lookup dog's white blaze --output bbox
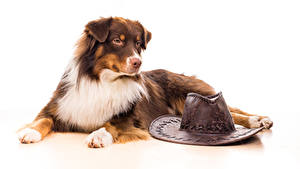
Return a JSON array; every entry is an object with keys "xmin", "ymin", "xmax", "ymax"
[
  {"xmin": 57, "ymin": 60, "xmax": 148, "ymax": 132},
  {"xmin": 126, "ymin": 52, "xmax": 142, "ymax": 71}
]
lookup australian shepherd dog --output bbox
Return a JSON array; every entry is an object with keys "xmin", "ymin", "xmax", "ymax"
[{"xmin": 18, "ymin": 17, "xmax": 273, "ymax": 148}]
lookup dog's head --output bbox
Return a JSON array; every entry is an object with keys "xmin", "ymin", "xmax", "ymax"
[{"xmin": 75, "ymin": 17, "xmax": 151, "ymax": 80}]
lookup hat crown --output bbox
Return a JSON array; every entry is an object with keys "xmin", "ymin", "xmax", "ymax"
[{"xmin": 180, "ymin": 92, "xmax": 236, "ymax": 135}]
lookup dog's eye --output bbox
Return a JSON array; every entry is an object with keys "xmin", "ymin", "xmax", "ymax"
[
  {"xmin": 112, "ymin": 38, "xmax": 123, "ymax": 46},
  {"xmin": 136, "ymin": 41, "xmax": 142, "ymax": 48}
]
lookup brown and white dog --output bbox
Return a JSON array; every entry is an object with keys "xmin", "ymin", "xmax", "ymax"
[{"xmin": 17, "ymin": 17, "xmax": 273, "ymax": 148}]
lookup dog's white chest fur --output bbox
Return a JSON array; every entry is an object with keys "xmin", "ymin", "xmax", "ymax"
[{"xmin": 56, "ymin": 63, "xmax": 147, "ymax": 132}]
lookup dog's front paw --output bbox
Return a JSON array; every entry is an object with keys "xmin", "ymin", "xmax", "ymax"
[
  {"xmin": 260, "ymin": 118, "xmax": 273, "ymax": 129},
  {"xmin": 85, "ymin": 128, "xmax": 113, "ymax": 148},
  {"xmin": 17, "ymin": 128, "xmax": 42, "ymax": 144}
]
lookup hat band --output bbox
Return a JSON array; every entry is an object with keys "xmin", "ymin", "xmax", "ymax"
[{"xmin": 180, "ymin": 122, "xmax": 236, "ymax": 135}]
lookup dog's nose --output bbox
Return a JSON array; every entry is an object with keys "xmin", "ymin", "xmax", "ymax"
[{"xmin": 130, "ymin": 58, "xmax": 142, "ymax": 69}]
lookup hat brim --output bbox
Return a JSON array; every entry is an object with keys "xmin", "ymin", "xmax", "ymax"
[{"xmin": 149, "ymin": 115, "xmax": 264, "ymax": 146}]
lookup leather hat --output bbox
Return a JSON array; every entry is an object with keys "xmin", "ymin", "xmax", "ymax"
[{"xmin": 149, "ymin": 92, "xmax": 264, "ymax": 145}]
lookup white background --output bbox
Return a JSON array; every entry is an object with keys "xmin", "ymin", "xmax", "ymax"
[{"xmin": 0, "ymin": 0, "xmax": 299, "ymax": 123}]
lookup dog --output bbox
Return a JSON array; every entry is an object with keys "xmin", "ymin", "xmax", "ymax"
[{"xmin": 17, "ymin": 17, "xmax": 273, "ymax": 148}]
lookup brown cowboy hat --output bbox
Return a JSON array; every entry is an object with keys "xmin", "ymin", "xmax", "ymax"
[{"xmin": 149, "ymin": 92, "xmax": 264, "ymax": 145}]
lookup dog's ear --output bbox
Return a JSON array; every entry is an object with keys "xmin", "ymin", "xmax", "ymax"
[
  {"xmin": 85, "ymin": 17, "xmax": 113, "ymax": 43},
  {"xmin": 142, "ymin": 28, "xmax": 152, "ymax": 49},
  {"xmin": 136, "ymin": 22, "xmax": 152, "ymax": 49}
]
